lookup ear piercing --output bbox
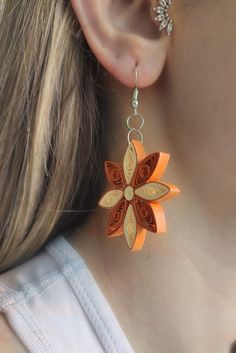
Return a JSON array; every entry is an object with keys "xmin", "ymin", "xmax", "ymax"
[{"xmin": 153, "ymin": 0, "xmax": 173, "ymax": 36}]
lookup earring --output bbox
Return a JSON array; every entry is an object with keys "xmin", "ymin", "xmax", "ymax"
[
  {"xmin": 153, "ymin": 0, "xmax": 173, "ymax": 36},
  {"xmin": 98, "ymin": 66, "xmax": 180, "ymax": 251}
]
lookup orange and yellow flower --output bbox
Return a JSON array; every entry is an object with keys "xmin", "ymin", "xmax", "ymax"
[{"xmin": 98, "ymin": 139, "xmax": 180, "ymax": 251}]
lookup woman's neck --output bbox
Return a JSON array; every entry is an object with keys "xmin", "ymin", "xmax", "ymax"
[{"xmin": 65, "ymin": 79, "xmax": 236, "ymax": 353}]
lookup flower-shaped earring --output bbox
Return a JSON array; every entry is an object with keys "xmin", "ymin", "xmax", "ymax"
[
  {"xmin": 98, "ymin": 67, "xmax": 180, "ymax": 251},
  {"xmin": 153, "ymin": 0, "xmax": 173, "ymax": 36},
  {"xmin": 98, "ymin": 139, "xmax": 180, "ymax": 251}
]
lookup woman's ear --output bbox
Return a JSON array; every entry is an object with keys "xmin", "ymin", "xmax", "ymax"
[{"xmin": 71, "ymin": 0, "xmax": 170, "ymax": 88}]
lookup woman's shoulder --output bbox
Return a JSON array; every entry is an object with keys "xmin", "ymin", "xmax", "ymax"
[
  {"xmin": 0, "ymin": 312, "xmax": 28, "ymax": 353},
  {"xmin": 0, "ymin": 246, "xmax": 61, "ymax": 310},
  {"xmin": 0, "ymin": 234, "xmax": 135, "ymax": 353},
  {"xmin": 0, "ymin": 234, "xmax": 85, "ymax": 316},
  {"xmin": 0, "ymin": 238, "xmax": 73, "ymax": 353}
]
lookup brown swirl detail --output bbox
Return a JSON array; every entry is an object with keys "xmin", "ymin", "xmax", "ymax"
[
  {"xmin": 133, "ymin": 197, "xmax": 157, "ymax": 233},
  {"xmin": 131, "ymin": 153, "xmax": 159, "ymax": 187},
  {"xmin": 108, "ymin": 198, "xmax": 128, "ymax": 235},
  {"xmin": 105, "ymin": 161, "xmax": 125, "ymax": 188}
]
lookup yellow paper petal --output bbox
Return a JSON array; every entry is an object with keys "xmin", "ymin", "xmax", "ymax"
[
  {"xmin": 135, "ymin": 182, "xmax": 169, "ymax": 201},
  {"xmin": 124, "ymin": 204, "xmax": 137, "ymax": 249},
  {"xmin": 123, "ymin": 141, "xmax": 137, "ymax": 184},
  {"xmin": 98, "ymin": 190, "xmax": 123, "ymax": 209}
]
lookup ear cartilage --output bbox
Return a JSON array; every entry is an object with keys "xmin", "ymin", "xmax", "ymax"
[{"xmin": 153, "ymin": 0, "xmax": 173, "ymax": 36}]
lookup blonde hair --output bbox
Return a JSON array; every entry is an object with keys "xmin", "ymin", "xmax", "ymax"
[{"xmin": 0, "ymin": 0, "xmax": 105, "ymax": 272}]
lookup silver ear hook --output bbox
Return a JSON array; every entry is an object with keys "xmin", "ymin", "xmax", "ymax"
[
  {"xmin": 134, "ymin": 65, "xmax": 138, "ymax": 89},
  {"xmin": 131, "ymin": 66, "xmax": 139, "ymax": 114},
  {"xmin": 127, "ymin": 65, "xmax": 144, "ymax": 144}
]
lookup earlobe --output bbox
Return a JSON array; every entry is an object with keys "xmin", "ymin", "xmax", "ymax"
[{"xmin": 71, "ymin": 0, "xmax": 170, "ymax": 88}]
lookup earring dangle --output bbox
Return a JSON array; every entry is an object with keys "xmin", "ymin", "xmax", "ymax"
[{"xmin": 98, "ymin": 67, "xmax": 180, "ymax": 251}]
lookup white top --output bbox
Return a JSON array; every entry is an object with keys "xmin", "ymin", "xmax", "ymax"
[{"xmin": 0, "ymin": 234, "xmax": 135, "ymax": 353}]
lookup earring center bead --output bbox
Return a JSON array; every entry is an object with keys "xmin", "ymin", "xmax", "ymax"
[{"xmin": 124, "ymin": 186, "xmax": 134, "ymax": 201}]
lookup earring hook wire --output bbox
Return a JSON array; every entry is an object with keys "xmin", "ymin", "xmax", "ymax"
[
  {"xmin": 126, "ymin": 64, "xmax": 144, "ymax": 144},
  {"xmin": 134, "ymin": 65, "xmax": 138, "ymax": 89}
]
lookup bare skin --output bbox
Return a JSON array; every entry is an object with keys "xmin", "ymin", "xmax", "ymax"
[
  {"xmin": 66, "ymin": 1, "xmax": 236, "ymax": 352},
  {"xmin": 2, "ymin": 1, "xmax": 236, "ymax": 352}
]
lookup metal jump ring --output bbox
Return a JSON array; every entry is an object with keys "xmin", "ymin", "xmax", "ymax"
[
  {"xmin": 127, "ymin": 128, "xmax": 143, "ymax": 144},
  {"xmin": 127, "ymin": 113, "xmax": 144, "ymax": 130}
]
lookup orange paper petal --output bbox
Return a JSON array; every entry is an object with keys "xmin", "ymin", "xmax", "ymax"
[
  {"xmin": 107, "ymin": 198, "xmax": 127, "ymax": 236},
  {"xmin": 149, "ymin": 202, "xmax": 166, "ymax": 233},
  {"xmin": 154, "ymin": 181, "xmax": 180, "ymax": 202},
  {"xmin": 105, "ymin": 161, "xmax": 125, "ymax": 188},
  {"xmin": 133, "ymin": 197, "xmax": 157, "ymax": 233},
  {"xmin": 147, "ymin": 152, "xmax": 170, "ymax": 182},
  {"xmin": 131, "ymin": 152, "xmax": 160, "ymax": 188}
]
